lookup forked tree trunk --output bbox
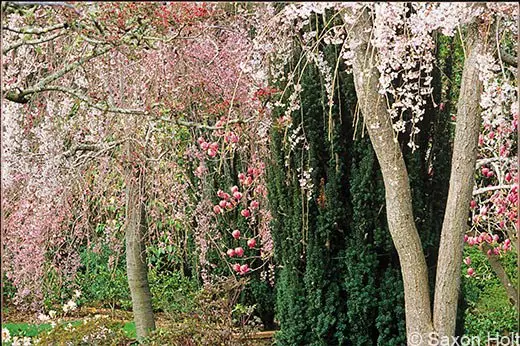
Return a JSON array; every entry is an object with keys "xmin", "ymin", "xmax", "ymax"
[
  {"xmin": 349, "ymin": 9, "xmax": 434, "ymax": 343},
  {"xmin": 348, "ymin": 5, "xmax": 492, "ymax": 345},
  {"xmin": 433, "ymin": 18, "xmax": 492, "ymax": 338},
  {"xmin": 124, "ymin": 141, "xmax": 156, "ymax": 341}
]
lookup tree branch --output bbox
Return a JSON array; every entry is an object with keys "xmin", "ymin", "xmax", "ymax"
[
  {"xmin": 3, "ymin": 30, "xmax": 66, "ymax": 54},
  {"xmin": 2, "ymin": 22, "xmax": 67, "ymax": 35},
  {"xmin": 476, "ymin": 157, "xmax": 515, "ymax": 169},
  {"xmin": 5, "ymin": 2, "xmax": 77, "ymax": 9},
  {"xmin": 4, "ymin": 44, "xmax": 115, "ymax": 103},
  {"xmin": 63, "ymin": 139, "xmax": 126, "ymax": 158},
  {"xmin": 473, "ymin": 184, "xmax": 514, "ymax": 196}
]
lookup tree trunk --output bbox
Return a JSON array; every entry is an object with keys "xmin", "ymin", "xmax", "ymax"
[
  {"xmin": 481, "ymin": 244, "xmax": 519, "ymax": 310},
  {"xmin": 349, "ymin": 9, "xmax": 434, "ymax": 344},
  {"xmin": 433, "ymin": 17, "xmax": 492, "ymax": 338},
  {"xmin": 124, "ymin": 141, "xmax": 156, "ymax": 342}
]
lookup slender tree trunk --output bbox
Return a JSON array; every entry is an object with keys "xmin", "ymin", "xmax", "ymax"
[
  {"xmin": 433, "ymin": 17, "xmax": 492, "ymax": 338},
  {"xmin": 124, "ymin": 141, "xmax": 156, "ymax": 342},
  {"xmin": 349, "ymin": 9, "xmax": 433, "ymax": 344},
  {"xmin": 481, "ymin": 245, "xmax": 519, "ymax": 310}
]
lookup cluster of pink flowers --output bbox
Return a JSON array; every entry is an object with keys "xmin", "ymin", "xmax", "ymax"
[
  {"xmin": 463, "ymin": 234, "xmax": 513, "ymax": 278},
  {"xmin": 225, "ymin": 230, "xmax": 259, "ymax": 275},
  {"xmin": 464, "ymin": 232, "xmax": 513, "ymax": 256},
  {"xmin": 223, "ymin": 131, "xmax": 239, "ymax": 144},
  {"xmin": 197, "ymin": 137, "xmax": 219, "ymax": 158}
]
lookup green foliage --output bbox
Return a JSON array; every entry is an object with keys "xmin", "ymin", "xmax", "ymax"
[
  {"xmin": 349, "ymin": 135, "xmax": 407, "ymax": 346},
  {"xmin": 2, "ymin": 322, "xmax": 54, "ymax": 339},
  {"xmin": 461, "ymin": 246, "xmax": 518, "ymax": 339},
  {"xmin": 1, "ymin": 272, "xmax": 16, "ymax": 306},
  {"xmin": 75, "ymin": 245, "xmax": 132, "ymax": 311},
  {"xmin": 148, "ymin": 269, "xmax": 198, "ymax": 316},
  {"xmin": 240, "ymin": 279, "xmax": 276, "ymax": 330},
  {"xmin": 375, "ymin": 269, "xmax": 406, "ymax": 346}
]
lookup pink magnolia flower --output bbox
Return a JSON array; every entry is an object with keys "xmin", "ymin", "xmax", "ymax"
[
  {"xmin": 232, "ymin": 230, "xmax": 240, "ymax": 239},
  {"xmin": 250, "ymin": 200, "xmax": 260, "ymax": 209},
  {"xmin": 239, "ymin": 264, "xmax": 250, "ymax": 275},
  {"xmin": 467, "ymin": 268, "xmax": 475, "ymax": 277},
  {"xmin": 247, "ymin": 238, "xmax": 256, "ymax": 249},
  {"xmin": 234, "ymin": 247, "xmax": 244, "ymax": 257},
  {"xmin": 241, "ymin": 209, "xmax": 251, "ymax": 218},
  {"xmin": 207, "ymin": 148, "xmax": 217, "ymax": 157},
  {"xmin": 227, "ymin": 249, "xmax": 236, "ymax": 257}
]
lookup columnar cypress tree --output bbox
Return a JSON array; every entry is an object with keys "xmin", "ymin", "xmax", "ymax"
[{"xmin": 268, "ymin": 127, "xmax": 309, "ymax": 343}]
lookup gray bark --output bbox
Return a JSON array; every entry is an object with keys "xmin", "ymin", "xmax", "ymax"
[
  {"xmin": 348, "ymin": 5, "xmax": 494, "ymax": 345},
  {"xmin": 124, "ymin": 141, "xmax": 156, "ymax": 342},
  {"xmin": 349, "ymin": 9, "xmax": 434, "ymax": 344},
  {"xmin": 433, "ymin": 18, "xmax": 492, "ymax": 338}
]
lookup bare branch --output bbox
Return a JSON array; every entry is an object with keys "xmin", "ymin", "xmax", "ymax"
[
  {"xmin": 2, "ymin": 22, "xmax": 67, "ymax": 35},
  {"xmin": 6, "ymin": 2, "xmax": 77, "ymax": 9},
  {"xmin": 3, "ymin": 30, "xmax": 66, "ymax": 54},
  {"xmin": 473, "ymin": 184, "xmax": 513, "ymax": 196},
  {"xmin": 475, "ymin": 157, "xmax": 515, "ymax": 169},
  {"xmin": 63, "ymin": 139, "xmax": 126, "ymax": 158}
]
